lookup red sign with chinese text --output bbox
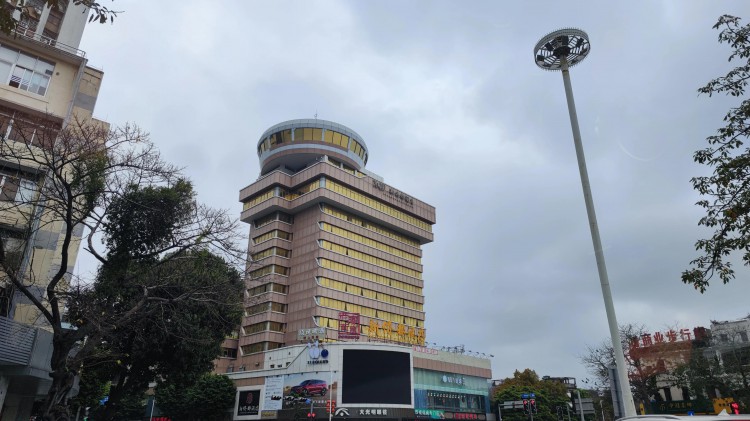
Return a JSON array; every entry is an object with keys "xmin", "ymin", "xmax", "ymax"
[{"xmin": 338, "ymin": 312, "xmax": 360, "ymax": 340}]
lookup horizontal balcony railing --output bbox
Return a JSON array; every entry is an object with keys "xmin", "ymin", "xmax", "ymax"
[{"xmin": 12, "ymin": 26, "xmax": 86, "ymax": 58}]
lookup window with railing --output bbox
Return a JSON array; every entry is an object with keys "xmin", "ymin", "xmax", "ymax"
[
  {"xmin": 319, "ymin": 240, "xmax": 422, "ymax": 279},
  {"xmin": 248, "ymin": 264, "xmax": 289, "ymax": 279},
  {"xmin": 251, "ymin": 246, "xmax": 291, "ymax": 261},
  {"xmin": 0, "ymin": 228, "xmax": 26, "ymax": 273},
  {"xmin": 321, "ymin": 204, "xmax": 420, "ymax": 247},
  {"xmin": 242, "ymin": 189, "xmax": 274, "ymax": 211},
  {"xmin": 318, "ymin": 258, "xmax": 422, "ymax": 295},
  {"xmin": 252, "ymin": 229, "xmax": 292, "ymax": 244},
  {"xmin": 248, "ymin": 283, "xmax": 288, "ymax": 296},
  {"xmin": 318, "ymin": 277, "xmax": 423, "ymax": 311},
  {"xmin": 254, "ymin": 211, "xmax": 293, "ymax": 228},
  {"xmin": 240, "ymin": 341, "xmax": 284, "ymax": 355},
  {"xmin": 245, "ymin": 301, "xmax": 287, "ymax": 316},
  {"xmin": 320, "ymin": 222, "xmax": 420, "ymax": 263},
  {"xmin": 324, "ymin": 181, "xmax": 432, "ymax": 232},
  {"xmin": 0, "ymin": 106, "xmax": 61, "ymax": 147},
  {"xmin": 278, "ymin": 179, "xmax": 321, "ymax": 200},
  {"xmin": 220, "ymin": 347, "xmax": 237, "ymax": 358},
  {"xmin": 317, "ymin": 296, "xmax": 423, "ymax": 327},
  {"xmin": 0, "ymin": 168, "xmax": 38, "ymax": 203},
  {"xmin": 243, "ymin": 321, "xmax": 286, "ymax": 335}
]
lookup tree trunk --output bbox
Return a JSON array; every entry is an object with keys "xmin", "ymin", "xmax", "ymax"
[
  {"xmin": 41, "ymin": 335, "xmax": 77, "ymax": 421},
  {"xmin": 98, "ymin": 370, "xmax": 130, "ymax": 421}
]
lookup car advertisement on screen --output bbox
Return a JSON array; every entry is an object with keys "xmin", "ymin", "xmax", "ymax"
[{"xmin": 282, "ymin": 371, "xmax": 338, "ymax": 409}]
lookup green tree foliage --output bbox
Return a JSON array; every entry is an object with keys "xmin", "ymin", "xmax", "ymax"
[
  {"xmin": 492, "ymin": 369, "xmax": 570, "ymax": 421},
  {"xmin": 670, "ymin": 350, "xmax": 727, "ymax": 403},
  {"xmin": 84, "ymin": 248, "xmax": 243, "ymax": 421},
  {"xmin": 683, "ymin": 15, "xmax": 750, "ymax": 292},
  {"xmin": 102, "ymin": 180, "xmax": 195, "ymax": 258},
  {"xmin": 156, "ymin": 374, "xmax": 237, "ymax": 421},
  {"xmin": 0, "ymin": 1, "xmax": 118, "ymax": 35}
]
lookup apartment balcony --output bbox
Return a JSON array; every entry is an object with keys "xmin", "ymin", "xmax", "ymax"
[{"xmin": 12, "ymin": 25, "xmax": 85, "ymax": 58}]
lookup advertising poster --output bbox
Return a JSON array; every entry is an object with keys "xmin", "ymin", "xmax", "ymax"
[
  {"xmin": 282, "ymin": 371, "xmax": 339, "ymax": 409},
  {"xmin": 263, "ymin": 375, "xmax": 285, "ymax": 411},
  {"xmin": 237, "ymin": 390, "xmax": 261, "ymax": 416}
]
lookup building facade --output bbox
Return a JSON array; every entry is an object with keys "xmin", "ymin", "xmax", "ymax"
[
  {"xmin": 0, "ymin": 1, "xmax": 106, "ymax": 419},
  {"xmin": 217, "ymin": 119, "xmax": 492, "ymax": 420},
  {"xmin": 226, "ymin": 342, "xmax": 493, "ymax": 421}
]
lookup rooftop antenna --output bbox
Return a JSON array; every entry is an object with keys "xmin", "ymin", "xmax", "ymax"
[{"xmin": 314, "ymin": 110, "xmax": 318, "ymax": 120}]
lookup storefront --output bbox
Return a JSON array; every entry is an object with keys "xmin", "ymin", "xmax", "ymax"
[
  {"xmin": 413, "ymin": 369, "xmax": 490, "ymax": 420},
  {"xmin": 228, "ymin": 342, "xmax": 493, "ymax": 421}
]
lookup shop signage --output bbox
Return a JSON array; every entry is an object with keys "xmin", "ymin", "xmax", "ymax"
[
  {"xmin": 237, "ymin": 390, "xmax": 260, "ymax": 416},
  {"xmin": 260, "ymin": 411, "xmax": 277, "ymax": 419},
  {"xmin": 357, "ymin": 408, "xmax": 390, "ymax": 416},
  {"xmin": 442, "ymin": 375, "xmax": 465, "ymax": 385},
  {"xmin": 416, "ymin": 409, "xmax": 444, "ymax": 419},
  {"xmin": 334, "ymin": 408, "xmax": 350, "ymax": 417},
  {"xmin": 652, "ymin": 399, "xmax": 712, "ymax": 414},
  {"xmin": 444, "ymin": 413, "xmax": 485, "ymax": 420},
  {"xmin": 372, "ymin": 179, "xmax": 414, "ymax": 206},
  {"xmin": 413, "ymin": 346, "xmax": 438, "ymax": 355},
  {"xmin": 298, "ymin": 327, "xmax": 326, "ymax": 341},
  {"xmin": 334, "ymin": 408, "xmax": 415, "ymax": 418},
  {"xmin": 338, "ymin": 312, "xmax": 360, "ymax": 340},
  {"xmin": 307, "ymin": 340, "xmax": 329, "ymax": 365},
  {"xmin": 367, "ymin": 319, "xmax": 425, "ymax": 346},
  {"xmin": 446, "ymin": 412, "xmax": 484, "ymax": 420},
  {"xmin": 629, "ymin": 327, "xmax": 707, "ymax": 350}
]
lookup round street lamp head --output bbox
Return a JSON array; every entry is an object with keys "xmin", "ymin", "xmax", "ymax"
[{"xmin": 534, "ymin": 28, "xmax": 590, "ymax": 71}]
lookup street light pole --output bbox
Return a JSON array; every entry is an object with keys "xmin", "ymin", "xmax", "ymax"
[{"xmin": 533, "ymin": 28, "xmax": 635, "ymax": 418}]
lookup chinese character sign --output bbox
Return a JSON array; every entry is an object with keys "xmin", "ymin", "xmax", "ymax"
[
  {"xmin": 237, "ymin": 390, "xmax": 260, "ymax": 416},
  {"xmin": 338, "ymin": 312, "xmax": 360, "ymax": 340},
  {"xmin": 363, "ymin": 318, "xmax": 426, "ymax": 345}
]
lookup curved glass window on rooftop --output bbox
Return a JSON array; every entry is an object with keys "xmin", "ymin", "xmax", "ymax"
[{"xmin": 256, "ymin": 119, "xmax": 368, "ymax": 174}]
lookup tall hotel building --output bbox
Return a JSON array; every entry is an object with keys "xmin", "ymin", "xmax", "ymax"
[
  {"xmin": 219, "ymin": 121, "xmax": 492, "ymax": 421},
  {"xmin": 219, "ymin": 119, "xmax": 435, "ymax": 370},
  {"xmin": 0, "ymin": 2, "xmax": 106, "ymax": 418}
]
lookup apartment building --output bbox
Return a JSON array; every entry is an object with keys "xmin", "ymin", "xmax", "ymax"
[{"xmin": 0, "ymin": 1, "xmax": 106, "ymax": 419}]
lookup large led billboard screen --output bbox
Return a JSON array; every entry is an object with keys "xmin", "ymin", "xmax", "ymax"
[{"xmin": 341, "ymin": 349, "xmax": 411, "ymax": 405}]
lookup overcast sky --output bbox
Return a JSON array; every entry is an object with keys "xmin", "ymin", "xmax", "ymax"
[{"xmin": 76, "ymin": 1, "xmax": 750, "ymax": 385}]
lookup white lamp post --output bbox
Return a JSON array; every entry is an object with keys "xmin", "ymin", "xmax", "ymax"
[{"xmin": 533, "ymin": 28, "xmax": 636, "ymax": 417}]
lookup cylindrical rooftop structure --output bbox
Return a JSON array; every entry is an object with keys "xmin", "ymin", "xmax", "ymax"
[{"xmin": 256, "ymin": 119, "xmax": 368, "ymax": 175}]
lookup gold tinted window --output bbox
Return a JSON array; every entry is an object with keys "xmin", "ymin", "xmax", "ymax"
[
  {"xmin": 294, "ymin": 128, "xmax": 303, "ymax": 141},
  {"xmin": 281, "ymin": 129, "xmax": 292, "ymax": 143},
  {"xmin": 325, "ymin": 130, "xmax": 334, "ymax": 143},
  {"xmin": 312, "ymin": 128, "xmax": 322, "ymax": 140},
  {"xmin": 303, "ymin": 128, "xmax": 313, "ymax": 140}
]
